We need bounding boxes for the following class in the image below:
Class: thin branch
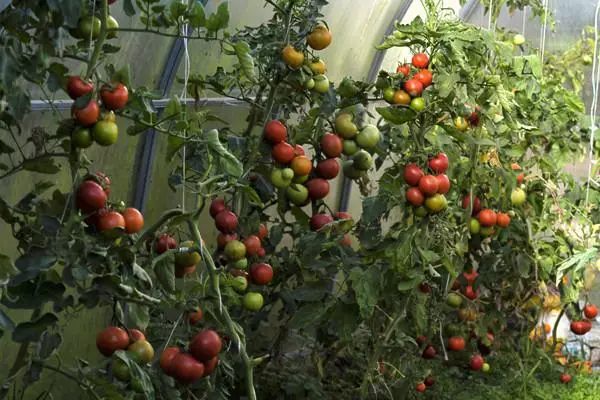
[109,27,222,41]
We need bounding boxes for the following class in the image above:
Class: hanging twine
[585,0,600,206]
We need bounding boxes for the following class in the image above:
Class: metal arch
[29,97,248,111]
[337,0,414,213]
[459,0,479,20]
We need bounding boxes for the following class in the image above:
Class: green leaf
[289,302,329,329]
[349,267,380,318]
[0,138,14,154]
[15,250,56,272]
[376,107,416,125]
[0,254,17,280]
[290,206,310,230]
[154,259,176,293]
[166,137,185,162]
[58,0,82,27]
[206,1,229,32]
[328,302,360,340]
[127,303,150,331]
[132,263,153,289]
[397,278,420,291]
[240,185,263,207]
[111,65,131,87]
[113,351,156,399]
[12,313,58,343]
[362,196,386,225]
[290,282,330,301]
[7,90,30,120]
[37,331,62,360]
[188,2,206,28]
[206,129,243,177]
[170,0,187,18]
[233,41,256,82]
[22,156,60,174]
[123,0,136,16]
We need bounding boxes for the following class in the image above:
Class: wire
[180,1,191,212]
[585,0,600,205]
[539,0,549,66]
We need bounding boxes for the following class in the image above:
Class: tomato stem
[85,0,108,80]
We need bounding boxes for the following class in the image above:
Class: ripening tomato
[155,233,177,254]
[462,194,481,215]
[281,46,304,68]
[584,304,598,319]
[290,155,312,176]
[477,209,497,227]
[96,326,129,357]
[272,142,296,164]
[424,376,435,387]
[123,207,144,234]
[97,210,125,232]
[202,357,219,376]
[189,329,222,361]
[243,235,262,257]
[403,163,424,186]
[160,347,181,376]
[414,69,433,87]
[100,83,128,110]
[250,263,273,285]
[310,214,334,231]
[560,373,572,384]
[258,224,268,240]
[418,175,439,196]
[264,120,287,144]
[463,285,478,300]
[436,174,450,194]
[393,89,411,105]
[128,329,146,342]
[383,87,396,103]
[307,25,332,50]
[66,76,94,100]
[396,64,410,76]
[76,180,107,213]
[496,212,511,228]
[412,53,429,68]
[404,79,424,97]
[128,339,154,364]
[448,336,466,352]
[188,307,203,325]
[516,173,525,184]
[72,100,100,127]
[321,134,343,158]
[470,354,485,371]
[171,353,205,384]
[416,383,426,393]
[422,345,437,359]
[406,187,425,206]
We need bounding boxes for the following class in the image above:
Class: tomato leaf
[169,0,187,19]
[397,277,420,291]
[113,350,156,399]
[349,267,380,318]
[37,331,62,360]
[289,302,330,329]
[12,313,58,343]
[376,107,416,125]
[122,0,136,16]
[290,206,309,230]
[205,129,243,178]
[206,2,229,32]
[188,2,206,28]
[126,303,150,331]
[233,41,256,82]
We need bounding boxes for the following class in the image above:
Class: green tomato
[352,150,373,171]
[281,168,294,180]
[383,87,395,103]
[106,15,119,39]
[230,257,248,270]
[313,74,330,94]
[342,139,359,155]
[77,16,101,40]
[293,174,309,184]
[286,183,309,205]
[92,120,118,146]
[270,169,292,189]
[410,97,426,112]
[414,206,428,218]
[112,359,130,382]
[335,113,358,139]
[131,378,144,393]
[72,128,93,148]
[304,78,315,90]
[469,218,481,234]
[343,162,365,179]
[425,194,447,213]
[355,125,381,149]
[512,34,525,46]
[243,292,264,311]
[482,363,490,373]
[511,188,526,206]
[446,293,462,308]
[231,276,248,292]
[583,55,593,65]
[480,226,495,237]
[128,339,154,364]
[225,240,246,261]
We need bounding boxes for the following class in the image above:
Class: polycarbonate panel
[169,0,412,97]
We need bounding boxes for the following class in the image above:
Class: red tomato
[416,382,427,393]
[414,69,433,87]
[250,263,273,285]
[516,173,525,184]
[171,353,205,384]
[243,235,262,257]
[418,175,439,196]
[424,376,434,387]
[470,354,485,371]
[294,144,305,156]
[571,320,592,335]
[160,347,181,376]
[209,198,227,218]
[406,187,425,206]
[127,329,146,343]
[396,64,410,76]
[422,345,437,359]
[66,76,93,100]
[412,53,429,68]
[257,247,266,257]
[461,195,481,215]
[72,100,100,127]
[76,180,107,213]
[155,234,177,254]
[100,83,128,110]
[416,335,427,346]
[428,153,449,173]
[584,304,598,319]
[272,142,296,164]
[97,210,125,232]
[189,329,222,361]
[404,79,424,97]
[477,209,497,227]
[463,270,478,284]
[321,134,343,158]
[306,178,330,199]
[264,120,287,144]
[310,214,334,231]
[215,210,238,233]
[123,207,144,234]
[560,373,572,384]
[202,357,219,376]
[448,336,466,352]
[496,213,511,228]
[258,224,268,240]
[85,171,111,196]
[96,326,129,357]
[436,174,450,194]
[316,158,340,179]
[403,163,424,186]
[188,307,203,325]
[463,285,478,300]
[217,233,237,249]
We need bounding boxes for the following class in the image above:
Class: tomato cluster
[570,303,597,335]
[76,172,144,235]
[210,199,272,312]
[403,153,450,215]
[383,52,432,112]
[461,194,512,238]
[281,24,332,93]
[309,211,354,246]
[160,329,222,384]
